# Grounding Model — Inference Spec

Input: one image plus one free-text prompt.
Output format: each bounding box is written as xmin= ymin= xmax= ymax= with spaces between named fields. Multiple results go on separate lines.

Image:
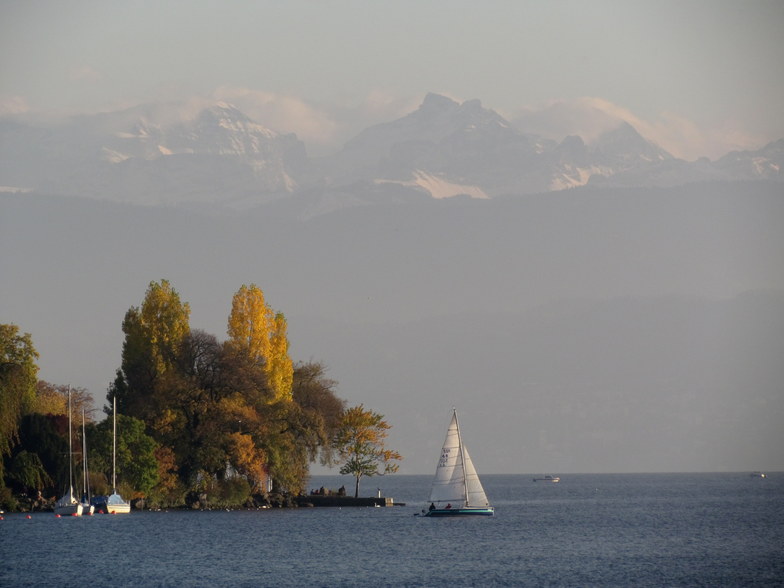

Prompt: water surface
xmin=1 ymin=473 xmax=781 ymax=586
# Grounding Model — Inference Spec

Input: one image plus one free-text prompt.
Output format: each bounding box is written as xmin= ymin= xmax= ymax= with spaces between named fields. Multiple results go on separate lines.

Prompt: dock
xmin=297 ymin=495 xmax=398 ymax=507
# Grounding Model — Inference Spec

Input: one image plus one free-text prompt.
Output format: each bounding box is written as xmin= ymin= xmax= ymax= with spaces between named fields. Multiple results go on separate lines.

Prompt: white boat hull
xmin=106 ymin=492 xmax=131 ymax=514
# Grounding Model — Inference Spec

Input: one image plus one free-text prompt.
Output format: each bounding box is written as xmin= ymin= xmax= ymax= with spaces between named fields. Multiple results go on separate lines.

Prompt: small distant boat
xmin=750 ymin=472 xmax=767 ymax=478
xmin=533 ymin=475 xmax=560 ymax=483
xmin=54 ymin=388 xmax=83 ymax=517
xmin=423 ymin=409 xmax=494 ymax=517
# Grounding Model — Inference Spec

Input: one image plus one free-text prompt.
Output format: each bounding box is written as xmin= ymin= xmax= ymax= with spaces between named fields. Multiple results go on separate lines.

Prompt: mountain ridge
xmin=1 ymin=94 xmax=780 ymax=209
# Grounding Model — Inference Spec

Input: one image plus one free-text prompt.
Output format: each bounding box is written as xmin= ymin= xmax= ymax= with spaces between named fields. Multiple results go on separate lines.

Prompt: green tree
xmin=0 ymin=324 xmax=39 ymax=484
xmin=333 ymin=405 xmax=402 ymax=498
xmin=7 ymin=450 xmax=51 ymax=494
xmin=90 ymin=413 xmax=159 ymax=497
xmin=291 ymin=362 xmax=345 ymax=466
xmin=15 ymin=413 xmax=69 ymax=496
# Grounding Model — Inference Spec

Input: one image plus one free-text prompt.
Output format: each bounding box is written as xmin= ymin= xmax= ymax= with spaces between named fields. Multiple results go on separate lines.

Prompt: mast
xmin=112 ymin=395 xmax=117 ymax=492
xmin=67 ymin=386 xmax=73 ymax=495
xmin=454 ymin=408 xmax=470 ymax=506
xmin=82 ymin=409 xmax=88 ymax=502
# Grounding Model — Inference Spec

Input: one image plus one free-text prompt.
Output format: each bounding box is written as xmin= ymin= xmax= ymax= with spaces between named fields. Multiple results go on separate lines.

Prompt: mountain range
xmin=1 ymin=93 xmax=783 ymax=474
xmin=1 ymin=93 xmax=781 ymax=209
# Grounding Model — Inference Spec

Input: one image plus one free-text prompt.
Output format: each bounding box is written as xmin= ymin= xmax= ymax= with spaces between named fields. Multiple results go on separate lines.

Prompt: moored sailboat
xmin=80 ymin=410 xmax=95 ymax=515
xmin=106 ymin=396 xmax=131 ymax=514
xmin=423 ymin=409 xmax=494 ymax=516
xmin=54 ymin=388 xmax=83 ymax=517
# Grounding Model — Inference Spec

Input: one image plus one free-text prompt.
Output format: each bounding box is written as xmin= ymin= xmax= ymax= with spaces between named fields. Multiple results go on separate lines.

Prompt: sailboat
xmin=54 ymin=388 xmax=83 ymax=517
xmin=423 ymin=409 xmax=494 ymax=516
xmin=80 ymin=410 xmax=95 ymax=515
xmin=106 ymin=396 xmax=131 ymax=514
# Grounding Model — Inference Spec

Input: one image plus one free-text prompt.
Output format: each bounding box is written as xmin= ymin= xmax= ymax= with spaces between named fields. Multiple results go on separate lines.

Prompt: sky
xmin=2 ymin=0 xmax=783 ymax=159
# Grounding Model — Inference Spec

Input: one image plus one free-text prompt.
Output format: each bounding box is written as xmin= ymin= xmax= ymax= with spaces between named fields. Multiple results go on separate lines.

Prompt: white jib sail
xmin=462 ymin=444 xmax=490 ymax=507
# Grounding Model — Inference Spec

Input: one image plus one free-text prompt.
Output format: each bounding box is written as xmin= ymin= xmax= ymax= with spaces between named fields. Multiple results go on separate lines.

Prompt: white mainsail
xmin=428 ymin=410 xmax=490 ymax=508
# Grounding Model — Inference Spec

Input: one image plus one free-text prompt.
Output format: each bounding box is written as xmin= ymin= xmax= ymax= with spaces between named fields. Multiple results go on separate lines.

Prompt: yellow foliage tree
xmin=138 ymin=279 xmax=191 ymax=374
xmin=119 ymin=279 xmax=190 ymax=420
xmin=227 ymin=285 xmax=292 ymax=402
xmin=267 ymin=313 xmax=293 ymax=402
xmin=227 ymin=284 xmax=272 ymax=363
xmin=333 ymin=405 xmax=402 ymax=498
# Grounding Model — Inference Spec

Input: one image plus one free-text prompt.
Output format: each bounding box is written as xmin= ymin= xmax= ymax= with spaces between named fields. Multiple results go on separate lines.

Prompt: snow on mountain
xmin=0 ymin=94 xmax=780 ymax=210
xmin=0 ymin=102 xmax=307 ymax=206
xmin=321 ymin=93 xmax=548 ymax=195
xmin=316 ymin=94 xmax=707 ymax=200
xmin=591 ymin=122 xmax=673 ymax=166
xmin=715 ymin=139 xmax=783 ymax=180
xmin=376 ymin=170 xmax=490 ymax=200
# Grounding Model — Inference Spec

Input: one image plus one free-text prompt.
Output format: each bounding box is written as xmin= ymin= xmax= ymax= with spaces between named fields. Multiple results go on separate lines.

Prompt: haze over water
xmin=1 ymin=2 xmax=783 ymax=475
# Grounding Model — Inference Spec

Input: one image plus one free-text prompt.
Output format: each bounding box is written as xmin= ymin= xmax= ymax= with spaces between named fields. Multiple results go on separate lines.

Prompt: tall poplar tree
xmin=267 ymin=313 xmax=293 ymax=402
xmin=227 ymin=284 xmax=272 ymax=363
xmin=227 ymin=284 xmax=292 ymax=402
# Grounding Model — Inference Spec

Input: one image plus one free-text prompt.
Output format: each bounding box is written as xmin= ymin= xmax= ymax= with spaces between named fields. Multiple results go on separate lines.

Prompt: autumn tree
xmin=227 ymin=284 xmax=272 ymax=363
xmin=30 ymin=381 xmax=65 ymax=415
xmin=114 ymin=279 xmax=191 ymax=420
xmin=226 ymin=431 xmax=268 ymax=492
xmin=88 ymin=280 xmax=349 ymax=505
xmin=32 ymin=382 xmax=94 ymax=424
xmin=333 ymin=405 xmax=402 ymax=498
xmin=267 ymin=313 xmax=293 ymax=402
xmin=227 ymin=284 xmax=293 ymax=402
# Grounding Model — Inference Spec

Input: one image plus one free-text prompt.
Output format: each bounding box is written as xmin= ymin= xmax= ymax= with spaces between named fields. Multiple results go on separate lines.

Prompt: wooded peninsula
xmin=1 ymin=280 xmax=401 ymax=512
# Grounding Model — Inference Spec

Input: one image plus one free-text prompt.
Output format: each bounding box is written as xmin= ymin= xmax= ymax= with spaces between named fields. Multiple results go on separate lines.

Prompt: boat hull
xmin=106 ymin=503 xmax=131 ymax=514
xmin=54 ymin=503 xmax=83 ymax=517
xmin=424 ymin=507 xmax=494 ymax=517
xmin=94 ymin=493 xmax=131 ymax=514
xmin=106 ymin=492 xmax=131 ymax=514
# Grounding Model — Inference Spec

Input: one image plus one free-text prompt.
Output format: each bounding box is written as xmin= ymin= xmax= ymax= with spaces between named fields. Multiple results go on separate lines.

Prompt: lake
xmin=1 ymin=473 xmax=782 ymax=586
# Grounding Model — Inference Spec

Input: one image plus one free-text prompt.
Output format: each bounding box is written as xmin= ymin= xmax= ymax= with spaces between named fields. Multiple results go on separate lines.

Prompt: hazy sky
xmin=2 ymin=0 xmax=783 ymax=159
xmin=2 ymin=1 xmax=783 ymax=476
